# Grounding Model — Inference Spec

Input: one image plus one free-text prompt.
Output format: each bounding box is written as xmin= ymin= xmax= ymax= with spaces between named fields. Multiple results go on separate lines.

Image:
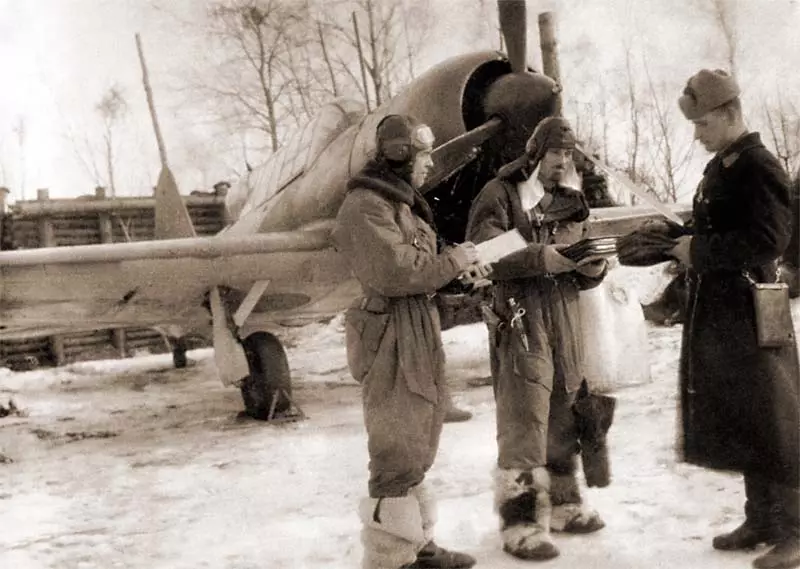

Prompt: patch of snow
xmin=0 ymin=298 xmax=797 ymax=569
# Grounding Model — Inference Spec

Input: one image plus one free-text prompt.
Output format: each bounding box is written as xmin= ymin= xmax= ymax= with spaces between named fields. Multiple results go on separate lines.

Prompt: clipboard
xmin=475 ymin=229 xmax=528 ymax=265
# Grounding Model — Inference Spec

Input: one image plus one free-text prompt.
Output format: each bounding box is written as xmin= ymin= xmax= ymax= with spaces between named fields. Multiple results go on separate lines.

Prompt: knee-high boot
xmin=753 ymin=484 xmax=800 ymax=569
xmin=713 ymin=473 xmax=785 ymax=551
xmin=494 ymin=466 xmax=559 ymax=561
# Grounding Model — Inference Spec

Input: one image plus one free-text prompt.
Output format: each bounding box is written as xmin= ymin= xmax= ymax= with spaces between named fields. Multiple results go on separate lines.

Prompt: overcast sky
xmin=1 ymin=0 xmax=798 ymax=202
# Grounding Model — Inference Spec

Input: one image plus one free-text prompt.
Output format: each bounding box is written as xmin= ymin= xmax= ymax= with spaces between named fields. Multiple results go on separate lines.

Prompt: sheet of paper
xmin=475 ymin=228 xmax=528 ymax=265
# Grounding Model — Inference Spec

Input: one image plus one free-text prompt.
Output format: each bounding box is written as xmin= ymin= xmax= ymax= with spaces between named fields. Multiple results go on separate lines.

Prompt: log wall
xmin=0 ymin=186 xmax=226 ymax=370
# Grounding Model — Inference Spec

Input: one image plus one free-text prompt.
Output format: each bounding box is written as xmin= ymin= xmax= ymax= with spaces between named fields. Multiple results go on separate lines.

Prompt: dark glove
xmin=617 ymin=220 xmax=690 ymax=263
xmin=617 ymin=218 xmax=690 ymax=267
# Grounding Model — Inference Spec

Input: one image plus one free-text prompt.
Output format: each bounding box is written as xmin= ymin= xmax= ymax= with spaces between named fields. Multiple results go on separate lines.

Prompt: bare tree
xmin=621 ymin=41 xmax=647 ymax=202
xmin=170 ymin=0 xmax=433 ymax=173
xmin=692 ymin=0 xmax=739 ymax=75
xmin=96 ymin=86 xmax=129 ymax=197
xmin=61 ymin=120 xmax=104 ymax=189
xmin=12 ymin=117 xmax=26 ymax=201
xmin=708 ymin=0 xmax=738 ymax=76
xmin=316 ymin=0 xmax=434 ymax=105
xmin=0 ymin=135 xmax=8 ymax=188
xmin=642 ymin=58 xmax=695 ymax=203
xmin=317 ymin=20 xmax=339 ymax=97
xmin=763 ymin=91 xmax=800 ymax=174
xmin=191 ymin=0 xmax=310 ymax=153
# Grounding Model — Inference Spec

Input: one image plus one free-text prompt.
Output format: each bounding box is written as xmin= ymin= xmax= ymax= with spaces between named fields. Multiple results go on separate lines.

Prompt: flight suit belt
xmin=358 ymin=296 xmax=391 ymax=313
xmin=356 ymin=294 xmax=436 ymax=314
xmin=504 ymin=273 xmax=578 ymax=288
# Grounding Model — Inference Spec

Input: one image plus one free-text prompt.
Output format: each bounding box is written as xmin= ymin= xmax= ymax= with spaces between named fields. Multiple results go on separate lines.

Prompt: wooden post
xmin=94 ymin=185 xmax=128 ymax=356
xmin=0 ymin=186 xmax=8 ymax=213
xmin=37 ymin=188 xmax=65 ymax=366
xmin=96 ymin=187 xmax=113 ymax=244
xmin=37 ymin=189 xmax=54 ymax=248
xmin=538 ymin=12 xmax=563 ymax=116
xmin=0 ymin=187 xmax=9 ymax=250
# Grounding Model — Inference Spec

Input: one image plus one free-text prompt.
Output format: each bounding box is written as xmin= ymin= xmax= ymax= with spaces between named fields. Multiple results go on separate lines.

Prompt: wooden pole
xmin=36 ymin=188 xmax=65 ymax=366
xmin=135 ymin=33 xmax=169 ymax=169
xmin=351 ymin=12 xmax=371 ymax=112
xmin=0 ymin=186 xmax=8 ymax=250
xmin=538 ymin=12 xmax=563 ymax=116
xmin=95 ymin=184 xmax=128 ymax=356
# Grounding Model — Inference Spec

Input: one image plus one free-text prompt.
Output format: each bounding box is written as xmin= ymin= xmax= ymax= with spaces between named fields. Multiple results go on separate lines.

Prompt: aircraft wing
xmin=0 ymin=226 xmax=353 ymax=340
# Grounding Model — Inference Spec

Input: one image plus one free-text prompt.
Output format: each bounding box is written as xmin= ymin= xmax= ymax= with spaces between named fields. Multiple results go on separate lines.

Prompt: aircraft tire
xmin=172 ymin=348 xmax=187 ymax=369
xmin=171 ymin=337 xmax=188 ymax=369
xmin=240 ymin=332 xmax=292 ymax=420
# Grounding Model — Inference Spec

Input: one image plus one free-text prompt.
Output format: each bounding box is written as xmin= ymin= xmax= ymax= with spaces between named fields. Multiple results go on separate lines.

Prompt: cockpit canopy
xmin=225 ymin=99 xmax=367 ymax=221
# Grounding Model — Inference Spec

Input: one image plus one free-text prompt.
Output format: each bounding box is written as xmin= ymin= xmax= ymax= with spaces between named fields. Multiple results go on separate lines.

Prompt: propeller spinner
xmin=421 ymin=0 xmax=559 ymax=191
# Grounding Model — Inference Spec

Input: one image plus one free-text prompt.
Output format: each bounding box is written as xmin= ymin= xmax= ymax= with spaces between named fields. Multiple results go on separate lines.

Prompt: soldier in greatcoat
xmin=333 ymin=114 xmax=478 ymax=569
xmin=670 ymin=69 xmax=800 ymax=569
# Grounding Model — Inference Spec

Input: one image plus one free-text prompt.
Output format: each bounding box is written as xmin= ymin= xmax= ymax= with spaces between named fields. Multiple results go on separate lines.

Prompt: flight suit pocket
xmin=511 ymin=345 xmax=554 ymax=423
xmin=345 ymin=308 xmax=391 ymax=383
xmin=512 ymin=348 xmax=554 ymax=392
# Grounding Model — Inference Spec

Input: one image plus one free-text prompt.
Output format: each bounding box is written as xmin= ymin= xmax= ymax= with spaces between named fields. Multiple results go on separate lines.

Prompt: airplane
xmin=0 ymin=1 xmax=689 ymax=421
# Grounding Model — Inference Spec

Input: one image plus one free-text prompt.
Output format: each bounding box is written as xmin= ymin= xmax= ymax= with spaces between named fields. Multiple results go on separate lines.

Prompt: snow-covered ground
xmin=1 ymin=265 xmax=798 ymax=569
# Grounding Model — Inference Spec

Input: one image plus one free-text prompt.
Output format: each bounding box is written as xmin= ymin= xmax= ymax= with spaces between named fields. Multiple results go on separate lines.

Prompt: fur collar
xmin=347 ymin=159 xmax=435 ymax=225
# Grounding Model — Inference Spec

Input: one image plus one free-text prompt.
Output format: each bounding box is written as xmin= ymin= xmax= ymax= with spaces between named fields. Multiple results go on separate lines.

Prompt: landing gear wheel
xmin=171 ymin=337 xmax=188 ymax=369
xmin=240 ymin=332 xmax=292 ymax=420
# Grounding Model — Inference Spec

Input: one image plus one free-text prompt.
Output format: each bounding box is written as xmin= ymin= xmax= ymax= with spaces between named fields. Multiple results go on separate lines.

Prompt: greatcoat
xmin=679 ymin=132 xmax=799 ymax=487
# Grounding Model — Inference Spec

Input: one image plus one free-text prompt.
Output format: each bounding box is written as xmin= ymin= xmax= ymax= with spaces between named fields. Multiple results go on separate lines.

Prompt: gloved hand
xmin=669 ymin=235 xmax=693 ymax=267
xmin=449 ymin=242 xmax=479 ymax=271
xmin=576 ymin=259 xmax=607 ymax=277
xmin=542 ymin=244 xmax=578 ymax=274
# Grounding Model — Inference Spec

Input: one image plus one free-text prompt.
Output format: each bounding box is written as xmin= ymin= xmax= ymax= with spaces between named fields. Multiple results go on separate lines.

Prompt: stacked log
xmin=1 ymin=188 xmax=226 ymax=369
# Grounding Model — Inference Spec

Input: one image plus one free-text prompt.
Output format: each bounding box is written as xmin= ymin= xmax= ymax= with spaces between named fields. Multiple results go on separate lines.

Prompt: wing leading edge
xmin=0 ymin=227 xmax=352 ymax=340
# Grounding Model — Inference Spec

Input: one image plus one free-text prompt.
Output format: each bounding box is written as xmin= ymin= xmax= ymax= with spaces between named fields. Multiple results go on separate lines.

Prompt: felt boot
xmin=359 ymin=495 xmax=424 ymax=569
xmin=495 ymin=467 xmax=559 ymax=561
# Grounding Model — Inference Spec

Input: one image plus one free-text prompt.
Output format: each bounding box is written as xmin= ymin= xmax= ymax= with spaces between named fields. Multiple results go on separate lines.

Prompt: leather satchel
xmin=751 ymin=282 xmax=795 ymax=348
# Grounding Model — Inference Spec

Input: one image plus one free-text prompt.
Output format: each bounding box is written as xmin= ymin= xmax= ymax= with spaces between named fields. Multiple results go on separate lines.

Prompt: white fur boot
xmin=494 ymin=467 xmax=559 ymax=561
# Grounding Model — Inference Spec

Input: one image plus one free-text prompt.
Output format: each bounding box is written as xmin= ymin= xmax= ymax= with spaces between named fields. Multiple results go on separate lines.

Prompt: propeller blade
xmin=420 ymin=117 xmax=504 ymax=193
xmin=497 ymin=0 xmax=527 ymax=73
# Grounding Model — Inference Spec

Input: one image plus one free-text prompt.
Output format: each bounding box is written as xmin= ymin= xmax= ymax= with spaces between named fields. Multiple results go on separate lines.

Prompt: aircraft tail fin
xmin=154 ymin=166 xmax=196 ymax=239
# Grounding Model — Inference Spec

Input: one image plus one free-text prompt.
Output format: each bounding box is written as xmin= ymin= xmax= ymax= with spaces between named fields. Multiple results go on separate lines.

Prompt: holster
xmin=480 ymin=303 xmax=504 ymax=346
xmin=480 ymin=303 xmax=505 ymax=384
xmin=572 ymin=381 xmax=616 ymax=488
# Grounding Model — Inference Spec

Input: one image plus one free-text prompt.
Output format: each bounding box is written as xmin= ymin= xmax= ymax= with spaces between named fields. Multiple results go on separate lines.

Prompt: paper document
xmin=475 ymin=229 xmax=528 ymax=265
